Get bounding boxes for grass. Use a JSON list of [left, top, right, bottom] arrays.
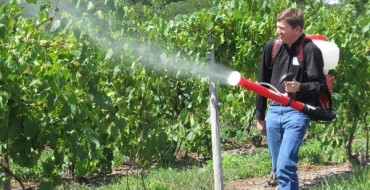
[[63, 155, 370, 190], [311, 166, 370, 190], [62, 149, 271, 190], [299, 139, 347, 164]]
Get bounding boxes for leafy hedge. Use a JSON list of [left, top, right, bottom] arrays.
[[0, 0, 369, 188]]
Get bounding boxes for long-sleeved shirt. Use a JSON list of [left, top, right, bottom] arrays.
[[255, 34, 327, 121]]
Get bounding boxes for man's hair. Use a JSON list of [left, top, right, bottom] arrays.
[[277, 8, 304, 29]]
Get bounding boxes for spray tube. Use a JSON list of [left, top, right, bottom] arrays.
[[227, 71, 336, 121]]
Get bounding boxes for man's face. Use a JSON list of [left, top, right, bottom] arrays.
[[276, 19, 301, 46]]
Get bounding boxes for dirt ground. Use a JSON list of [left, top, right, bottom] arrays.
[[225, 163, 353, 190]]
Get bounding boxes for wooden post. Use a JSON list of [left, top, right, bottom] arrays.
[[208, 33, 224, 190], [366, 113, 369, 161]]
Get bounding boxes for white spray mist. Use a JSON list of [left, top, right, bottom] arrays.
[[47, 1, 237, 85]]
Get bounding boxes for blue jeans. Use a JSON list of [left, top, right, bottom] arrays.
[[266, 105, 310, 190]]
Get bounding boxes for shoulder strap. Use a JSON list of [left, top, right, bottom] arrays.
[[298, 37, 313, 64], [299, 39, 305, 63], [293, 36, 311, 84], [270, 39, 282, 69], [271, 39, 281, 60]]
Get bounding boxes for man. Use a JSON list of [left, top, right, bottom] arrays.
[[255, 8, 326, 190]]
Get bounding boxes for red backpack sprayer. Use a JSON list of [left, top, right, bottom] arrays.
[[227, 35, 339, 121]]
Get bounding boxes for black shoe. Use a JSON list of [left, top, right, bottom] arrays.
[[266, 171, 278, 187]]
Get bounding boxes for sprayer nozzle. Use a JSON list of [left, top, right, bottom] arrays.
[[227, 71, 241, 86]]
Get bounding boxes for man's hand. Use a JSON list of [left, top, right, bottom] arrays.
[[256, 120, 266, 134], [284, 80, 300, 93]]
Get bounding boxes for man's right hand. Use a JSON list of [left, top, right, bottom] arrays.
[[256, 120, 266, 134]]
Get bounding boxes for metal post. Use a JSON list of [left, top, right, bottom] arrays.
[[208, 33, 224, 190]]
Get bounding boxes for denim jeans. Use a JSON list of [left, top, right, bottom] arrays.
[[266, 105, 310, 190]]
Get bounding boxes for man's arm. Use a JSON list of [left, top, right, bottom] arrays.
[[255, 40, 274, 128]]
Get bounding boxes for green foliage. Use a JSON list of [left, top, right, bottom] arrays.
[[160, 0, 213, 19], [300, 139, 347, 164], [0, 0, 369, 188]]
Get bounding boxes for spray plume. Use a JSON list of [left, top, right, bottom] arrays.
[[39, 0, 237, 85]]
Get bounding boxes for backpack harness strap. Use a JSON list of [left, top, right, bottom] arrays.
[[271, 39, 281, 60]]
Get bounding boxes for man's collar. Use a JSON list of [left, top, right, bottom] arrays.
[[292, 33, 305, 46], [286, 33, 305, 48]]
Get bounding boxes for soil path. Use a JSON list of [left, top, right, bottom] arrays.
[[225, 163, 353, 190]]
